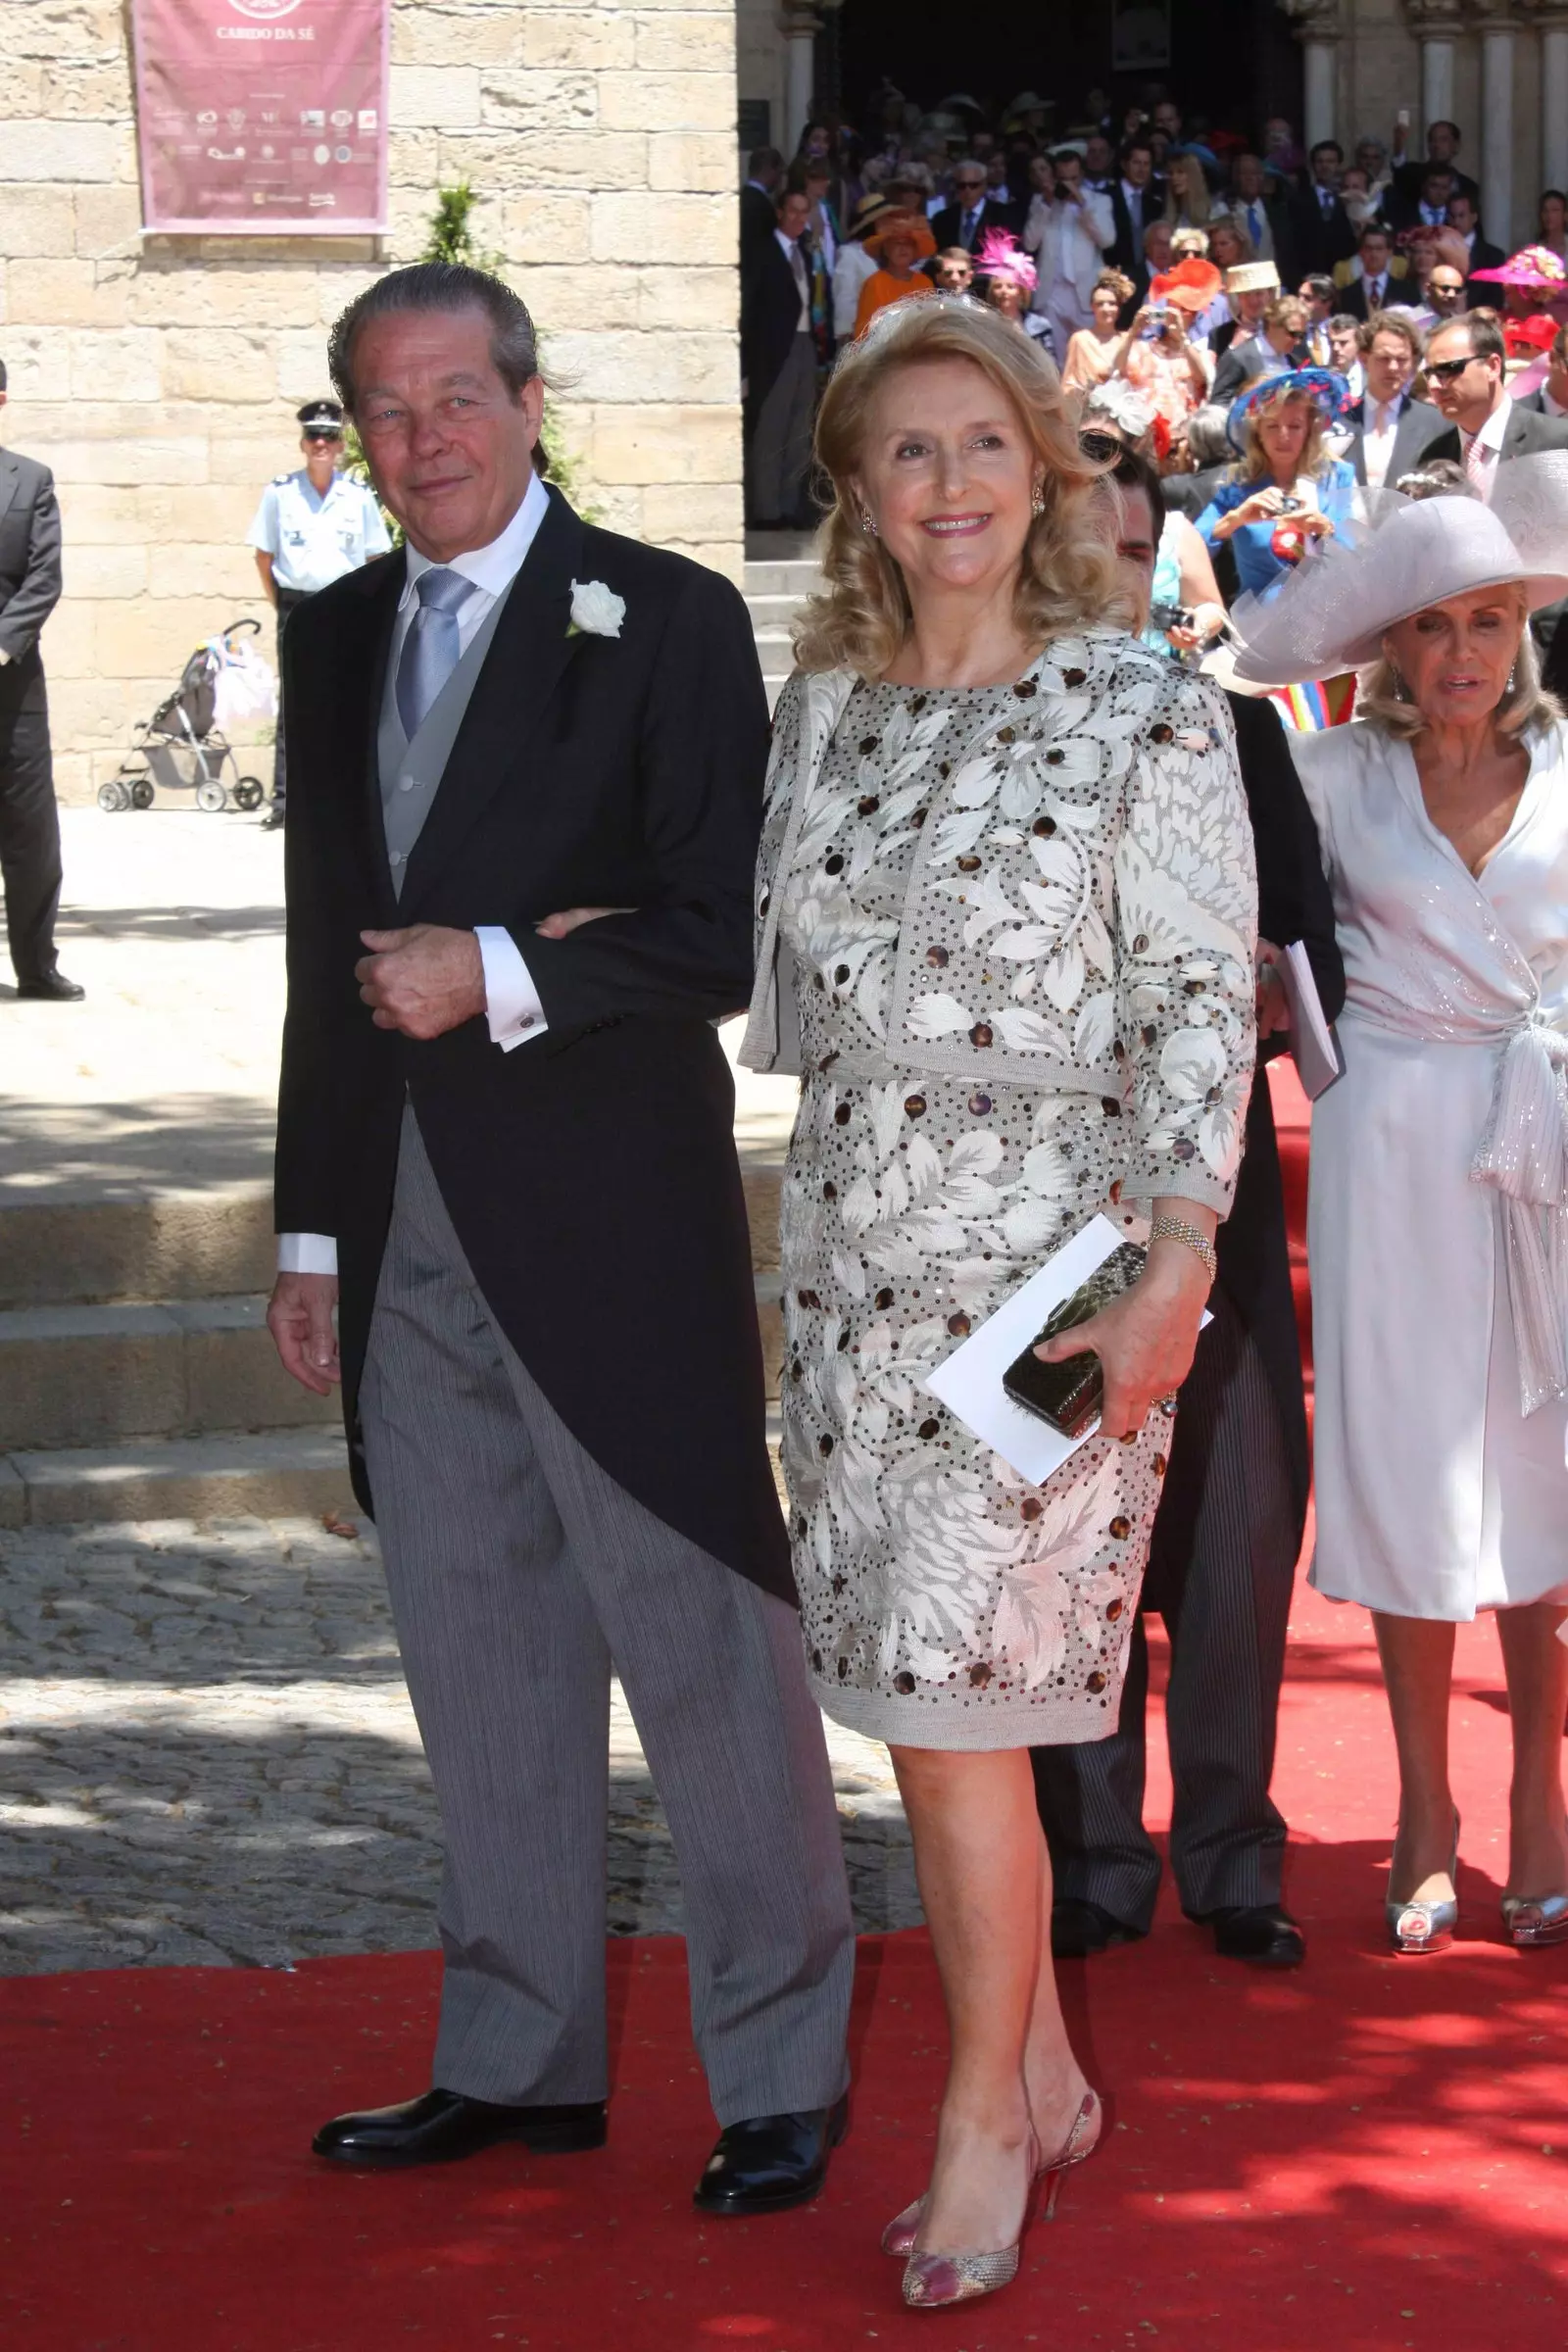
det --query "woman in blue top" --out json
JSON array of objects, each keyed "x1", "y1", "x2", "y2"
[{"x1": 1196, "y1": 368, "x2": 1355, "y2": 598}]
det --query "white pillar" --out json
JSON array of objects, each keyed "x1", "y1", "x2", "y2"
[
  {"x1": 1278, "y1": 2, "x2": 1341, "y2": 149},
  {"x1": 1420, "y1": 36, "x2": 1455, "y2": 135},
  {"x1": 1302, "y1": 39, "x2": 1338, "y2": 149},
  {"x1": 1543, "y1": 18, "x2": 1568, "y2": 195},
  {"x1": 1480, "y1": 16, "x2": 1518, "y2": 251},
  {"x1": 783, "y1": 6, "x2": 819, "y2": 155}
]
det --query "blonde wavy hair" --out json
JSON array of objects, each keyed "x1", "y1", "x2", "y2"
[
  {"x1": 793, "y1": 297, "x2": 1128, "y2": 675},
  {"x1": 1230, "y1": 385, "x2": 1328, "y2": 486},
  {"x1": 1358, "y1": 584, "x2": 1564, "y2": 736}
]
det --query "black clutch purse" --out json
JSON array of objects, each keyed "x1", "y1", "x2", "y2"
[{"x1": 1001, "y1": 1243, "x2": 1147, "y2": 1439}]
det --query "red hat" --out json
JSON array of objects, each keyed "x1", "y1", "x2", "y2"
[
  {"x1": 1505, "y1": 312, "x2": 1560, "y2": 357},
  {"x1": 1150, "y1": 257, "x2": 1223, "y2": 315}
]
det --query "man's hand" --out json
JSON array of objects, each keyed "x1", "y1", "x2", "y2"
[
  {"x1": 532, "y1": 906, "x2": 630, "y2": 941},
  {"x1": 268, "y1": 1273, "x2": 341, "y2": 1396},
  {"x1": 356, "y1": 925, "x2": 486, "y2": 1039}
]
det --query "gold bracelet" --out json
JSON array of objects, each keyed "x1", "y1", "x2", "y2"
[{"x1": 1150, "y1": 1213, "x2": 1217, "y2": 1286}]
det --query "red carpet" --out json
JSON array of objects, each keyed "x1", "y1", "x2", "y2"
[
  {"x1": 5, "y1": 1576, "x2": 1566, "y2": 2352},
  {"x1": 7, "y1": 1071, "x2": 1566, "y2": 2350}
]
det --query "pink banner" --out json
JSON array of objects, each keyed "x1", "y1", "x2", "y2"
[{"x1": 132, "y1": 0, "x2": 390, "y2": 235}]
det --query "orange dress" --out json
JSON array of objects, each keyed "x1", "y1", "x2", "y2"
[{"x1": 854, "y1": 270, "x2": 936, "y2": 338}]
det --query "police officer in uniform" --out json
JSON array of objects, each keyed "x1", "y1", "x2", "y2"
[{"x1": 247, "y1": 399, "x2": 391, "y2": 829}]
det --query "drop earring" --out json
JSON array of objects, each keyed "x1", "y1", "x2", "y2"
[
  {"x1": 1391, "y1": 664, "x2": 1411, "y2": 702},
  {"x1": 1031, "y1": 482, "x2": 1046, "y2": 514},
  {"x1": 860, "y1": 509, "x2": 878, "y2": 536},
  {"x1": 1507, "y1": 661, "x2": 1518, "y2": 692}
]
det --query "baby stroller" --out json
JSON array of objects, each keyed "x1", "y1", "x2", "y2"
[{"x1": 98, "y1": 619, "x2": 271, "y2": 813}]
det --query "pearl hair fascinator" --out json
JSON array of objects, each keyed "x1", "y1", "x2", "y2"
[{"x1": 1228, "y1": 452, "x2": 1568, "y2": 686}]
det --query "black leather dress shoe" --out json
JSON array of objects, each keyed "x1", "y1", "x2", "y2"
[
  {"x1": 1196, "y1": 1903, "x2": 1306, "y2": 1969},
  {"x1": 1051, "y1": 1897, "x2": 1148, "y2": 1959},
  {"x1": 15, "y1": 969, "x2": 85, "y2": 1002},
  {"x1": 261, "y1": 807, "x2": 285, "y2": 831},
  {"x1": 693, "y1": 2093, "x2": 849, "y2": 2215},
  {"x1": 312, "y1": 2087, "x2": 607, "y2": 2167}
]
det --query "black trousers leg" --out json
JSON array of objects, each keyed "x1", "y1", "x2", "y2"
[
  {"x1": 1032, "y1": 1610, "x2": 1163, "y2": 1933},
  {"x1": 271, "y1": 588, "x2": 306, "y2": 807},
  {"x1": 1156, "y1": 1290, "x2": 1297, "y2": 1918},
  {"x1": 0, "y1": 681, "x2": 64, "y2": 987},
  {"x1": 1033, "y1": 1287, "x2": 1298, "y2": 1931}
]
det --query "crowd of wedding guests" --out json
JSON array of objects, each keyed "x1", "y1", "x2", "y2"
[{"x1": 740, "y1": 81, "x2": 1568, "y2": 668}]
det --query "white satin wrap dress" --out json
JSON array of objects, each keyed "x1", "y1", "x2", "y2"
[{"x1": 1290, "y1": 719, "x2": 1568, "y2": 1620}]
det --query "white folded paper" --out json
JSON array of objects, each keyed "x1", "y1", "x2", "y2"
[
  {"x1": 923, "y1": 1214, "x2": 1135, "y2": 1487},
  {"x1": 1278, "y1": 939, "x2": 1345, "y2": 1101}
]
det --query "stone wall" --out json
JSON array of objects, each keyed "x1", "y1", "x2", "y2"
[{"x1": 0, "y1": 0, "x2": 745, "y2": 803}]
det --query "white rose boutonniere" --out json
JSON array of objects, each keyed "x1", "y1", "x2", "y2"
[{"x1": 567, "y1": 579, "x2": 626, "y2": 639}]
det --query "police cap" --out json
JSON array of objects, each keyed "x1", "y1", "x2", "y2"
[{"x1": 297, "y1": 399, "x2": 345, "y2": 438}]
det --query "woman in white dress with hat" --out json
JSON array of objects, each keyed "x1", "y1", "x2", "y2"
[{"x1": 1234, "y1": 459, "x2": 1568, "y2": 1953}]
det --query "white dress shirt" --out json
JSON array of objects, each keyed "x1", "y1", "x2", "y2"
[
  {"x1": 774, "y1": 225, "x2": 810, "y2": 330},
  {"x1": 277, "y1": 467, "x2": 553, "y2": 1278},
  {"x1": 1361, "y1": 393, "x2": 1401, "y2": 488}
]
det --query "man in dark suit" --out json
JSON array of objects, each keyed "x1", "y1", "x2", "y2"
[
  {"x1": 1446, "y1": 192, "x2": 1506, "y2": 298},
  {"x1": 740, "y1": 145, "x2": 784, "y2": 271},
  {"x1": 1390, "y1": 119, "x2": 1480, "y2": 217},
  {"x1": 0, "y1": 360, "x2": 79, "y2": 1003},
  {"x1": 1229, "y1": 151, "x2": 1297, "y2": 282},
  {"x1": 1343, "y1": 313, "x2": 1448, "y2": 487},
  {"x1": 741, "y1": 187, "x2": 818, "y2": 529},
  {"x1": 1385, "y1": 161, "x2": 1455, "y2": 237},
  {"x1": 1422, "y1": 311, "x2": 1568, "y2": 482},
  {"x1": 929, "y1": 159, "x2": 1017, "y2": 253},
  {"x1": 1108, "y1": 135, "x2": 1165, "y2": 277},
  {"x1": 267, "y1": 263, "x2": 854, "y2": 2207},
  {"x1": 1037, "y1": 446, "x2": 1346, "y2": 1971},
  {"x1": 1333, "y1": 221, "x2": 1410, "y2": 322},
  {"x1": 1294, "y1": 139, "x2": 1358, "y2": 274}
]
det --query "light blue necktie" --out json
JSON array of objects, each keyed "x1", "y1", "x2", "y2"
[{"x1": 396, "y1": 566, "x2": 477, "y2": 740}]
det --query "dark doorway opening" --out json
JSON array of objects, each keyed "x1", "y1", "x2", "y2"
[{"x1": 829, "y1": 0, "x2": 1301, "y2": 150}]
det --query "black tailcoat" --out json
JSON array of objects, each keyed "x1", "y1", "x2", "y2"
[{"x1": 274, "y1": 488, "x2": 793, "y2": 1599}]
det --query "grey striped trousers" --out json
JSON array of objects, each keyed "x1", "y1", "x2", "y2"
[
  {"x1": 1032, "y1": 1285, "x2": 1298, "y2": 1926},
  {"x1": 359, "y1": 1107, "x2": 855, "y2": 2122}
]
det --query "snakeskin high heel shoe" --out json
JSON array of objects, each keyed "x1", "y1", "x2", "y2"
[
  {"x1": 898, "y1": 2130, "x2": 1044, "y2": 2312},
  {"x1": 881, "y1": 2085, "x2": 1102, "y2": 2257},
  {"x1": 1386, "y1": 1811, "x2": 1459, "y2": 1954}
]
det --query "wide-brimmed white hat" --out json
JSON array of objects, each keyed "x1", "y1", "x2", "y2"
[{"x1": 1230, "y1": 455, "x2": 1568, "y2": 685}]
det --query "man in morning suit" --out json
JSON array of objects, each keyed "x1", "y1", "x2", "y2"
[
  {"x1": 1035, "y1": 447, "x2": 1347, "y2": 1970},
  {"x1": 0, "y1": 358, "x2": 80, "y2": 1002},
  {"x1": 929, "y1": 159, "x2": 1018, "y2": 254},
  {"x1": 267, "y1": 264, "x2": 855, "y2": 2211}
]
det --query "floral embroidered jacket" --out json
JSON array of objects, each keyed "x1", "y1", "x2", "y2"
[{"x1": 740, "y1": 630, "x2": 1260, "y2": 1216}]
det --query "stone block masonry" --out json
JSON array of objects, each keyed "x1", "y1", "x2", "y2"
[{"x1": 0, "y1": 0, "x2": 747, "y2": 805}]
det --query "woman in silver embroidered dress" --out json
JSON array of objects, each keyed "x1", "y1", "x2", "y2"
[{"x1": 741, "y1": 300, "x2": 1257, "y2": 2310}]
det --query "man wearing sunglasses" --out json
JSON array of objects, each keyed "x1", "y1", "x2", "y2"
[
  {"x1": 1421, "y1": 315, "x2": 1568, "y2": 505},
  {"x1": 929, "y1": 160, "x2": 1018, "y2": 255}
]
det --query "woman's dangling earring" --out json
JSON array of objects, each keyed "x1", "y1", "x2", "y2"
[
  {"x1": 1507, "y1": 661, "x2": 1518, "y2": 693},
  {"x1": 860, "y1": 509, "x2": 878, "y2": 536},
  {"x1": 1391, "y1": 664, "x2": 1411, "y2": 703},
  {"x1": 1031, "y1": 481, "x2": 1046, "y2": 514}
]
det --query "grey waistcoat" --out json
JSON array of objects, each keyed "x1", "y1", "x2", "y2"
[{"x1": 377, "y1": 584, "x2": 514, "y2": 897}]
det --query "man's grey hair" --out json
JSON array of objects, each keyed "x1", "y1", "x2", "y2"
[{"x1": 326, "y1": 262, "x2": 547, "y2": 443}]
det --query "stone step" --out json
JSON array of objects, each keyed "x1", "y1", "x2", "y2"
[
  {"x1": 0, "y1": 1294, "x2": 338, "y2": 1451},
  {"x1": 743, "y1": 593, "x2": 808, "y2": 632},
  {"x1": 0, "y1": 1186, "x2": 275, "y2": 1310},
  {"x1": 743, "y1": 559, "x2": 820, "y2": 597},
  {"x1": 0, "y1": 1427, "x2": 353, "y2": 1530}
]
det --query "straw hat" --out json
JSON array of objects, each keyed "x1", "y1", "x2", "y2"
[
  {"x1": 1230, "y1": 457, "x2": 1568, "y2": 685},
  {"x1": 863, "y1": 211, "x2": 938, "y2": 263},
  {"x1": 1225, "y1": 260, "x2": 1281, "y2": 296},
  {"x1": 846, "y1": 192, "x2": 894, "y2": 242}
]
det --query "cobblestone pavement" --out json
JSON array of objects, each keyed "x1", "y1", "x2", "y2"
[{"x1": 0, "y1": 1514, "x2": 920, "y2": 1976}]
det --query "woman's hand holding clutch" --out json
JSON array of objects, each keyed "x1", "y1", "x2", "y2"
[{"x1": 1033, "y1": 1208, "x2": 1216, "y2": 1441}]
